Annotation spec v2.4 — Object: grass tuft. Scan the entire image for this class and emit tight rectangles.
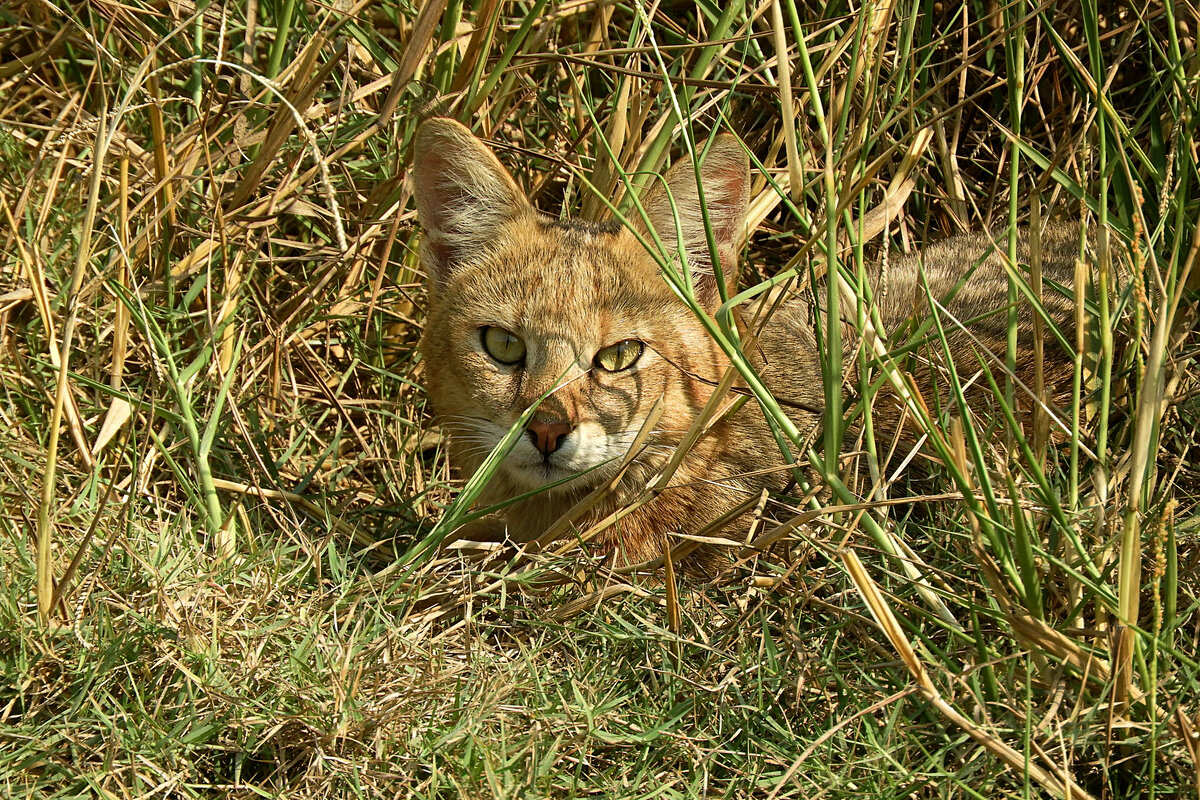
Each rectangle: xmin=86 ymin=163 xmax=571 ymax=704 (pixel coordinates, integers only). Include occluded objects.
xmin=1 ymin=0 xmax=1198 ymax=796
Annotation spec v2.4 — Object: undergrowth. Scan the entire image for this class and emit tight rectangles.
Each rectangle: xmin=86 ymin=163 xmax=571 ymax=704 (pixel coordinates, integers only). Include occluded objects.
xmin=0 ymin=0 xmax=1198 ymax=797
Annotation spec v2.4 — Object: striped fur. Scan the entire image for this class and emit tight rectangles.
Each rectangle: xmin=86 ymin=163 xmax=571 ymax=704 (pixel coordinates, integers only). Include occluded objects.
xmin=412 ymin=118 xmax=1118 ymax=573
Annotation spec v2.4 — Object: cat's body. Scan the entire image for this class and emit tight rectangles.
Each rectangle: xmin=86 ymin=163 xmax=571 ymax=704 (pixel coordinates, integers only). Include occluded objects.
xmin=413 ymin=119 xmax=1105 ymax=571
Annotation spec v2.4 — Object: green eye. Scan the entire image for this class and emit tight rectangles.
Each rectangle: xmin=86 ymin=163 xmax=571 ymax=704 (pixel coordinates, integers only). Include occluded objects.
xmin=481 ymin=326 xmax=526 ymax=365
xmin=594 ymin=339 xmax=644 ymax=372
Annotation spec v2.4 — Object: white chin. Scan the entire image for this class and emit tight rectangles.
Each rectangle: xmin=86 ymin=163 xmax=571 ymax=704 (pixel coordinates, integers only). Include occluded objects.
xmin=503 ymin=460 xmax=600 ymax=493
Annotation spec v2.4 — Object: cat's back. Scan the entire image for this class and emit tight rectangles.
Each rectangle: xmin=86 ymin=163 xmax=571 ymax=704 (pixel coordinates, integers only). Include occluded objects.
xmin=872 ymin=223 xmax=1086 ymax=342
xmin=750 ymin=223 xmax=1111 ymax=441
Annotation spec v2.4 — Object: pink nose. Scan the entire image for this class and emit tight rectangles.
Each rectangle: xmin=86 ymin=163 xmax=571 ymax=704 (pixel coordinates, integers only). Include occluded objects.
xmin=526 ymin=420 xmax=573 ymax=456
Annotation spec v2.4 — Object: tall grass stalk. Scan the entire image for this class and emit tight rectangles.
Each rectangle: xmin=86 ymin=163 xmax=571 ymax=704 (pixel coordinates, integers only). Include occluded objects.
xmin=34 ymin=99 xmax=109 ymax=626
xmin=1 ymin=0 xmax=1196 ymax=795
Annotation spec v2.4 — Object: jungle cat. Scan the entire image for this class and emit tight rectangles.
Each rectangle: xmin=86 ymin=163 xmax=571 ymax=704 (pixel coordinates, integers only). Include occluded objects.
xmin=412 ymin=118 xmax=1108 ymax=572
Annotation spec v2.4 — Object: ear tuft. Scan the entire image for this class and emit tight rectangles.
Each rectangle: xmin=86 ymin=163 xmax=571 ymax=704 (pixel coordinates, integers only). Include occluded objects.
xmin=412 ymin=119 xmax=532 ymax=290
xmin=633 ymin=135 xmax=750 ymax=305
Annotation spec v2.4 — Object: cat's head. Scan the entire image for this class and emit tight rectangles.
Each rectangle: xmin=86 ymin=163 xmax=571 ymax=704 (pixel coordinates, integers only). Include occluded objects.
xmin=413 ymin=118 xmax=748 ymax=495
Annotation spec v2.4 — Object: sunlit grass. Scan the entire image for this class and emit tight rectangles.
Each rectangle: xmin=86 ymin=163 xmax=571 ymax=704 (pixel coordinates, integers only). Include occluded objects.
xmin=0 ymin=0 xmax=1196 ymax=797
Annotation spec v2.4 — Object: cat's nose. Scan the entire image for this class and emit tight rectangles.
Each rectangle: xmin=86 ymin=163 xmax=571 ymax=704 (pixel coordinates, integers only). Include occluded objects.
xmin=526 ymin=420 xmax=574 ymax=456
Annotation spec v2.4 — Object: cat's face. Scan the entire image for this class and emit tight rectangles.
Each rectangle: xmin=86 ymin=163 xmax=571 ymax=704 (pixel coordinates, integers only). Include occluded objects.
xmin=413 ymin=119 xmax=748 ymax=495
xmin=421 ymin=216 xmax=720 ymax=491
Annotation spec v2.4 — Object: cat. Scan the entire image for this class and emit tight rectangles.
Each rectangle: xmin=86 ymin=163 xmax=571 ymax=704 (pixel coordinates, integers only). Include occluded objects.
xmin=412 ymin=117 xmax=1112 ymax=573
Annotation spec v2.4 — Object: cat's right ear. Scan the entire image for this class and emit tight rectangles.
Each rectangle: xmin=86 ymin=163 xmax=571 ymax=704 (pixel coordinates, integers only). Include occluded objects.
xmin=412 ymin=119 xmax=532 ymax=290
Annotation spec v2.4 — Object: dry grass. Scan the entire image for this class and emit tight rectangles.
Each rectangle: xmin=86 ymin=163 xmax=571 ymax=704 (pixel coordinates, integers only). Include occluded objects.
xmin=1 ymin=0 xmax=1198 ymax=797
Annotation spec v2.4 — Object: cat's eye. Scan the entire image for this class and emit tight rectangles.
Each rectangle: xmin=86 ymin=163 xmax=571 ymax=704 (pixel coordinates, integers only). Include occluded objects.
xmin=481 ymin=326 xmax=526 ymax=365
xmin=593 ymin=339 xmax=644 ymax=373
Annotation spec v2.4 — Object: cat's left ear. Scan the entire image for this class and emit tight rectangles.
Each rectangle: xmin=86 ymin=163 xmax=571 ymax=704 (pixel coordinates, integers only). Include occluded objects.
xmin=630 ymin=135 xmax=749 ymax=305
